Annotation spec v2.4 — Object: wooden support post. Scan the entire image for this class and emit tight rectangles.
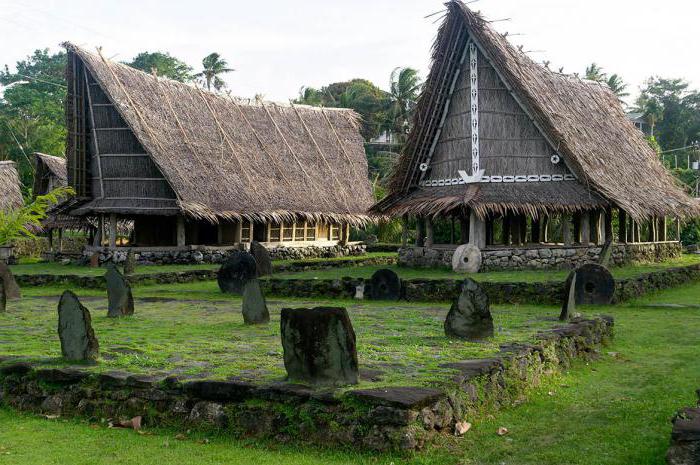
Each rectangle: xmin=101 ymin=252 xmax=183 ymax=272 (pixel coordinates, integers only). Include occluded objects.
xmin=541 ymin=215 xmax=550 ymax=243
xmin=590 ymin=211 xmax=601 ymax=244
xmin=401 ymin=215 xmax=409 ymax=247
xmin=572 ymin=212 xmax=581 ymax=244
xmin=659 ymin=217 xmax=667 ymax=241
xmin=519 ymin=215 xmax=527 ymax=244
xmin=266 ymin=223 xmax=272 ymax=242
xmin=562 ymin=214 xmax=573 ymax=246
xmin=217 ymin=224 xmax=224 ymax=245
xmin=57 ymin=229 xmax=64 ymax=253
xmin=176 ymin=216 xmax=186 ymax=247
xmin=48 ymin=229 xmax=54 ymax=252
xmin=580 ymin=213 xmax=590 ymax=245
xmin=460 ymin=216 xmax=469 ymax=244
xmin=502 ymin=215 xmax=512 ymax=245
xmin=469 ymin=211 xmax=486 ymax=249
xmin=531 ymin=218 xmax=541 ymax=243
xmin=605 ymin=208 xmax=613 ymax=243
xmin=676 ymin=218 xmax=681 ymax=241
xmin=415 ymin=217 xmax=425 ymax=247
xmin=425 ymin=217 xmax=434 ymax=248
xmin=291 ymin=222 xmax=297 ymax=242
xmin=249 ymin=222 xmax=255 ymax=242
xmin=234 ymin=221 xmax=243 ymax=244
xmin=341 ymin=224 xmax=350 ymax=245
xmin=94 ymin=215 xmax=104 ymax=247
xmin=618 ymin=210 xmax=627 ymax=243
xmin=647 ymin=219 xmax=656 ymax=243
xmin=108 ymin=214 xmax=117 ymax=248
xmin=633 ymin=221 xmax=640 ymax=243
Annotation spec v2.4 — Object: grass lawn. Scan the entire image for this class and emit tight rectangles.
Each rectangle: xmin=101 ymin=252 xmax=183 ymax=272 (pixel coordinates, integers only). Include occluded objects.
xmin=2 ymin=281 xmax=700 ymax=464
xmin=0 ymin=288 xmax=561 ymax=388
xmin=8 ymin=252 xmax=396 ymax=277
xmin=274 ymin=254 xmax=700 ymax=282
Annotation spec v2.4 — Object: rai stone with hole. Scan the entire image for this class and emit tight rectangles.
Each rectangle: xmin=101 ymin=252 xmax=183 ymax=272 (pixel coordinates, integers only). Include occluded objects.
xmin=452 ymin=244 xmax=482 ymax=273
xmin=57 ymin=290 xmax=99 ymax=362
xmin=444 ymin=278 xmax=494 ymax=340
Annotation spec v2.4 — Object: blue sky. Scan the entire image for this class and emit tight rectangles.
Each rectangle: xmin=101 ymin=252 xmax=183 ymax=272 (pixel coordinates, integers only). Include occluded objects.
xmin=1 ymin=0 xmax=698 ymax=103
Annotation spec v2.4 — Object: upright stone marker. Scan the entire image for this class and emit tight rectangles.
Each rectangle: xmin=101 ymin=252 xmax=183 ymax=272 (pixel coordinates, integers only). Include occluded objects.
xmin=0 ymin=262 xmax=20 ymax=300
xmin=368 ymin=269 xmax=401 ymax=300
xmin=242 ymin=279 xmax=270 ymax=324
xmin=598 ymin=238 xmax=614 ymax=267
xmin=280 ymin=307 xmax=359 ymax=385
xmin=218 ymin=252 xmax=257 ymax=295
xmin=444 ymin=278 xmax=494 ymax=340
xmin=105 ymin=265 xmax=134 ymax=318
xmin=123 ymin=249 xmax=136 ymax=275
xmin=559 ymin=271 xmax=577 ymax=321
xmin=250 ymin=241 xmax=273 ymax=277
xmin=89 ymin=252 xmax=100 ymax=268
xmin=0 ymin=279 xmax=6 ymax=313
xmin=58 ymin=290 xmax=99 ymax=361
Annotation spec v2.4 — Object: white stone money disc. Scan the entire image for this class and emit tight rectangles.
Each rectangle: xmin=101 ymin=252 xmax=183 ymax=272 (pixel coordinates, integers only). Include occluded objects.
xmin=452 ymin=244 xmax=482 ymax=273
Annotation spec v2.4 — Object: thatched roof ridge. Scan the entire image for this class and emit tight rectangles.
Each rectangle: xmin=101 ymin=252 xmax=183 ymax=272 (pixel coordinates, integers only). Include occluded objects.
xmin=375 ymin=1 xmax=699 ymax=220
xmin=0 ymin=161 xmax=23 ymax=212
xmin=34 ymin=152 xmax=67 ymax=184
xmin=64 ymin=43 xmax=374 ymax=226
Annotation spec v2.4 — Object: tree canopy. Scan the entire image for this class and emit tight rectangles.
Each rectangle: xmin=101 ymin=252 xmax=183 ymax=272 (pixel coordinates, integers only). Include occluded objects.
xmin=126 ymin=51 xmax=192 ymax=82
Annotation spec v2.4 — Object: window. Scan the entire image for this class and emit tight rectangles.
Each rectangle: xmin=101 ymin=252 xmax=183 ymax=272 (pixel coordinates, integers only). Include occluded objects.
xmin=240 ymin=221 xmax=251 ymax=242
xmin=294 ymin=223 xmax=305 ymax=241
xmin=306 ymin=223 xmax=316 ymax=241
xmin=329 ymin=224 xmax=340 ymax=241
xmin=269 ymin=223 xmax=281 ymax=242
xmin=282 ymin=222 xmax=293 ymax=242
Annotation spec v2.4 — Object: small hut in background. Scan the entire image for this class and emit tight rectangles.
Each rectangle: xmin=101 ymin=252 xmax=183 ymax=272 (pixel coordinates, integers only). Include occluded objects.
xmin=62 ymin=43 xmax=373 ymax=257
xmin=372 ymin=1 xmax=700 ymax=270
xmin=33 ymin=153 xmax=91 ymax=256
xmin=0 ymin=160 xmax=23 ymax=213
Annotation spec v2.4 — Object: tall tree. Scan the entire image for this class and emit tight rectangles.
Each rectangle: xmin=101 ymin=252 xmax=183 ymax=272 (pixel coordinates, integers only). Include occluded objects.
xmin=585 ymin=63 xmax=606 ymax=82
xmin=0 ymin=49 xmax=67 ymax=189
xmin=126 ymin=51 xmax=192 ymax=82
xmin=606 ymin=74 xmax=629 ymax=100
xmin=194 ymin=53 xmax=234 ymax=91
xmin=388 ymin=67 xmax=422 ymax=142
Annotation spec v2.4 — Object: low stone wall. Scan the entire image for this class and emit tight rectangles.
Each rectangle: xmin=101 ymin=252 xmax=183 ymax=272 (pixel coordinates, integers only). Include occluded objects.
xmin=0 ymin=317 xmax=613 ymax=452
xmin=85 ymin=243 xmax=367 ymax=265
xmin=12 ymin=236 xmax=88 ymax=259
xmin=667 ymin=391 xmax=700 ymax=465
xmin=399 ymin=242 xmax=682 ymax=271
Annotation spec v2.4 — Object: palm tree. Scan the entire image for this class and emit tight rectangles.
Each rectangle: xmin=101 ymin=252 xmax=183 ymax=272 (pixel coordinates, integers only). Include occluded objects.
xmin=585 ymin=63 xmax=606 ymax=82
xmin=194 ymin=53 xmax=235 ymax=91
xmin=606 ymin=74 xmax=629 ymax=100
xmin=388 ymin=67 xmax=422 ymax=142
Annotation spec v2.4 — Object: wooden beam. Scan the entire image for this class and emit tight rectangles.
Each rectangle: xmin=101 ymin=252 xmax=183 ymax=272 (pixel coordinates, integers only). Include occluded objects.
xmin=469 ymin=211 xmax=486 ymax=249
xmin=401 ymin=215 xmax=409 ymax=247
xmin=541 ymin=215 xmax=550 ymax=242
xmin=562 ymin=214 xmax=573 ymax=246
xmin=415 ymin=217 xmax=425 ymax=247
xmin=108 ymin=213 xmax=117 ymax=248
xmin=580 ymin=213 xmax=590 ymax=245
xmin=58 ymin=229 xmax=64 ymax=253
xmin=176 ymin=216 xmax=186 ymax=247
xmin=604 ymin=208 xmax=613 ymax=242
xmin=460 ymin=216 xmax=469 ymax=244
xmin=425 ymin=217 xmax=434 ymax=248
xmin=234 ymin=221 xmax=242 ymax=244
xmin=659 ymin=217 xmax=667 ymax=241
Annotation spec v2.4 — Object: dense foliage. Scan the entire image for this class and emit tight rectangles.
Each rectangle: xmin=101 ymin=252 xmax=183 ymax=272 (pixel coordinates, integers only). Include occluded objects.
xmin=126 ymin=52 xmax=193 ymax=82
xmin=0 ymin=186 xmax=73 ymax=246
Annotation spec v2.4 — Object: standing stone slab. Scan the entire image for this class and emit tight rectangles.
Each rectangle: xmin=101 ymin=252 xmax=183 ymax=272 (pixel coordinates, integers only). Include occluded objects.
xmin=444 ymin=278 xmax=494 ymax=340
xmin=0 ymin=278 xmax=5 ymax=313
xmin=598 ymin=238 xmax=614 ymax=267
xmin=218 ymin=252 xmax=257 ymax=295
xmin=58 ymin=291 xmax=99 ymax=361
xmin=250 ymin=241 xmax=273 ymax=277
xmin=123 ymin=249 xmax=137 ymax=275
xmin=0 ymin=262 xmax=20 ymax=300
xmin=368 ymin=269 xmax=401 ymax=301
xmin=242 ymin=279 xmax=270 ymax=325
xmin=280 ymin=307 xmax=359 ymax=385
xmin=105 ymin=265 xmax=134 ymax=318
xmin=560 ymin=271 xmax=577 ymax=321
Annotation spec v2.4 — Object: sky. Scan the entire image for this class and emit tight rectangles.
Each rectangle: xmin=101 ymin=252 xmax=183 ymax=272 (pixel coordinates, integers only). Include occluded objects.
xmin=0 ymin=0 xmax=698 ymax=104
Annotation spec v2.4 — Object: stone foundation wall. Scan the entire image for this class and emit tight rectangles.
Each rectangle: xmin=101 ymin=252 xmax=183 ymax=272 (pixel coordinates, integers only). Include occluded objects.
xmin=86 ymin=243 xmax=367 ymax=265
xmin=667 ymin=390 xmax=700 ymax=465
xmin=12 ymin=236 xmax=88 ymax=259
xmin=398 ymin=242 xmax=682 ymax=271
xmin=0 ymin=317 xmax=613 ymax=452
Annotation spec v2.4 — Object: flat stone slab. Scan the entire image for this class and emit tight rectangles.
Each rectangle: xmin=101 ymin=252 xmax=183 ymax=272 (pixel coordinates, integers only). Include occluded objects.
xmin=440 ymin=358 xmax=502 ymax=380
xmin=35 ymin=367 xmax=90 ymax=384
xmin=348 ymin=386 xmax=444 ymax=409
xmin=184 ymin=380 xmax=256 ymax=401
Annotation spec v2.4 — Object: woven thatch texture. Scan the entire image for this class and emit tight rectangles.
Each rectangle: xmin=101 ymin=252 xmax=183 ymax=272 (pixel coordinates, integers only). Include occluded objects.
xmin=378 ymin=0 xmax=699 ymax=220
xmin=64 ymin=44 xmax=374 ymax=226
xmin=33 ymin=153 xmax=67 ymax=195
xmin=0 ymin=161 xmax=23 ymax=212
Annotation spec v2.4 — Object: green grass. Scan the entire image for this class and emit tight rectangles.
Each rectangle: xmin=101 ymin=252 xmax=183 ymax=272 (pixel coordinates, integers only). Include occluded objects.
xmin=2 ymin=282 xmax=700 ymax=464
xmin=0 ymin=288 xmax=560 ymax=387
xmin=8 ymin=252 xmax=396 ymax=277
xmin=274 ymin=254 xmax=700 ymax=282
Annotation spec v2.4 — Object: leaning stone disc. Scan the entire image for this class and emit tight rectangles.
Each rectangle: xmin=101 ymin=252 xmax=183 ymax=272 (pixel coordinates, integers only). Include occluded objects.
xmin=452 ymin=244 xmax=482 ymax=273
xmin=568 ymin=263 xmax=615 ymax=305
xmin=217 ymin=252 xmax=258 ymax=295
xmin=368 ymin=269 xmax=401 ymax=301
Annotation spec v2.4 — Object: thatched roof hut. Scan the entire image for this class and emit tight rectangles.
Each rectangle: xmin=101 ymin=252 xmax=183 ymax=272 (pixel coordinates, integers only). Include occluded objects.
xmin=33 ymin=152 xmax=89 ymax=231
xmin=63 ymin=43 xmax=373 ymax=229
xmin=0 ymin=161 xmax=23 ymax=212
xmin=372 ymin=1 xmax=699 ymax=222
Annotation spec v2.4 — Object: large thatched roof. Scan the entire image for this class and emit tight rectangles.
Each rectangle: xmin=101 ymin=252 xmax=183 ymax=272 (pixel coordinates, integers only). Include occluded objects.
xmin=0 ymin=161 xmax=23 ymax=212
xmin=64 ymin=43 xmax=374 ymax=226
xmin=373 ymin=1 xmax=699 ymax=220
